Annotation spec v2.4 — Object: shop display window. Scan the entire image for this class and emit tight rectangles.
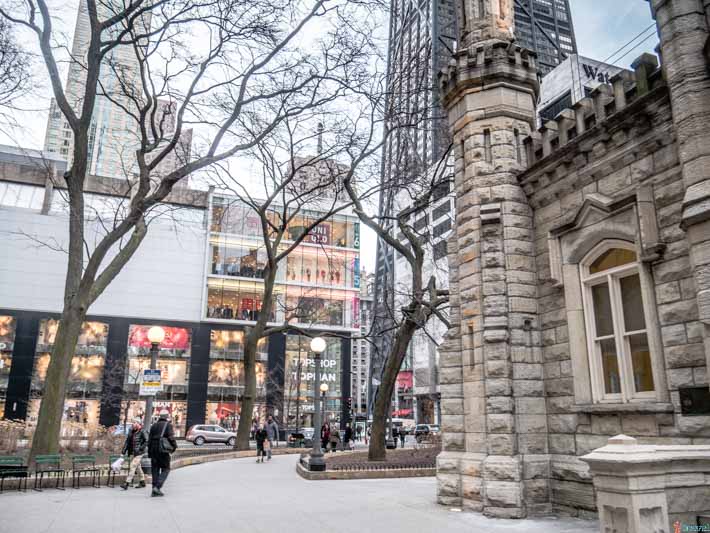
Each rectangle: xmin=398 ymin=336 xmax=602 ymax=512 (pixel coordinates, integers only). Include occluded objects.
xmin=283 ymin=335 xmax=341 ymax=427
xmin=210 ymin=238 xmax=270 ymax=279
xmin=27 ymin=320 xmax=107 ymax=435
xmin=124 ymin=325 xmax=191 ymax=391
xmin=285 ymin=286 xmax=348 ymax=327
xmin=285 ymin=247 xmax=356 ymax=288
xmin=206 ymin=279 xmax=281 ymax=322
xmin=31 ymin=320 xmax=107 ymax=399
xmin=0 ymin=316 xmax=17 ymax=416
xmin=119 ymin=400 xmax=188 ymax=437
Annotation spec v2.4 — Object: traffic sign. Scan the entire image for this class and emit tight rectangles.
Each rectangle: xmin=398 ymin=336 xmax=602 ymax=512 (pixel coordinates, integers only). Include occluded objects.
xmin=139 ymin=369 xmax=162 ymax=395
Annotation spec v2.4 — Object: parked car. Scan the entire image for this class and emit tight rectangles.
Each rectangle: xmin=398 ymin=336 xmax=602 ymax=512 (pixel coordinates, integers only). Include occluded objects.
xmin=186 ymin=424 xmax=236 ymax=446
xmin=414 ymin=424 xmax=440 ymax=442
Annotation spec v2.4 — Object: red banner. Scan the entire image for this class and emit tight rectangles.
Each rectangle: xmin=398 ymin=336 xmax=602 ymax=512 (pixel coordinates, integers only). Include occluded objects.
xmin=396 ymin=370 xmax=413 ymax=390
xmin=129 ymin=326 xmax=191 ymax=350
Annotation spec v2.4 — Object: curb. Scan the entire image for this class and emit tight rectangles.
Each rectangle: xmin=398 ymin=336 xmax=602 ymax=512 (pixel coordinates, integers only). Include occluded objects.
xmin=296 ymin=460 xmax=436 ymax=480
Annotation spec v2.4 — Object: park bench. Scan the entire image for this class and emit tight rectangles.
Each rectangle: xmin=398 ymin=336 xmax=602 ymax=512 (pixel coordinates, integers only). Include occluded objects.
xmin=106 ymin=454 xmax=129 ymax=488
xmin=71 ymin=455 xmax=100 ymax=489
xmin=0 ymin=456 xmax=29 ymax=493
xmin=33 ymin=454 xmax=65 ymax=491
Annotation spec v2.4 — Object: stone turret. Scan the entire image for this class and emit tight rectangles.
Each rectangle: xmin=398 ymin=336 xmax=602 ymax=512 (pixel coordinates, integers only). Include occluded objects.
xmin=436 ymin=0 xmax=547 ymax=519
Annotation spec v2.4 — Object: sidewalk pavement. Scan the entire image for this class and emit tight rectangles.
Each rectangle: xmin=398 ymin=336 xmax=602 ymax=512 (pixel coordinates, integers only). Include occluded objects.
xmin=0 ymin=454 xmax=599 ymax=533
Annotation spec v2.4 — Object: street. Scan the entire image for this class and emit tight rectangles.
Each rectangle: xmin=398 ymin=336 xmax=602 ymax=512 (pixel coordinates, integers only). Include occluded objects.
xmin=0 ymin=455 xmax=598 ymax=533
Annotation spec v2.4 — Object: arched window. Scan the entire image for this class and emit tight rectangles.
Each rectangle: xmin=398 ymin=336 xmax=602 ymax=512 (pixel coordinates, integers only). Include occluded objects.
xmin=581 ymin=241 xmax=655 ymax=402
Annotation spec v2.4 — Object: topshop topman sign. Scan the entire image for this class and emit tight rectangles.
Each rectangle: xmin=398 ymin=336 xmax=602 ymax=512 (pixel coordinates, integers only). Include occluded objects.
xmin=291 ymin=356 xmax=338 ymax=384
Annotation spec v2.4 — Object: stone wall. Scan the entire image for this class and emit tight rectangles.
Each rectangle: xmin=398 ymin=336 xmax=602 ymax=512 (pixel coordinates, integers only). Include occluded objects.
xmin=518 ymin=58 xmax=710 ymax=514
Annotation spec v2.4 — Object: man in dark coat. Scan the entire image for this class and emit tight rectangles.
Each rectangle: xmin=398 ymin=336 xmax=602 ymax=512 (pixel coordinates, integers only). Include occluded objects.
xmin=121 ymin=418 xmax=148 ymax=490
xmin=343 ymin=422 xmax=353 ymax=450
xmin=148 ymin=410 xmax=177 ymax=497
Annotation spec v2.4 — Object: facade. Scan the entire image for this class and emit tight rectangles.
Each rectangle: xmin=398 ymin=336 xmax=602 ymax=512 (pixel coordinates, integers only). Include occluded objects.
xmin=0 ymin=149 xmax=355 ymax=437
xmin=514 ymin=0 xmax=577 ymax=75
xmin=538 ymin=55 xmax=628 ymax=123
xmin=351 ymin=270 xmax=374 ymax=417
xmin=43 ymin=0 xmax=191 ymax=184
xmin=371 ymin=0 xmax=578 ymax=423
xmin=436 ymin=0 xmax=710 ymax=525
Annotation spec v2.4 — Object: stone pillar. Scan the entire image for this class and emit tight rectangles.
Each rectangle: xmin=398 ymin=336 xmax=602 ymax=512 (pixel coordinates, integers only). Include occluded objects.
xmin=581 ymin=434 xmax=710 ymax=533
xmin=647 ymin=0 xmax=710 ymax=379
xmin=436 ymin=17 xmax=547 ymax=515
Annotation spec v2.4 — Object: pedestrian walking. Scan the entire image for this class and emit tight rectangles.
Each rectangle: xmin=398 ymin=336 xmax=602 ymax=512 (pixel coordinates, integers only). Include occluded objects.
xmin=355 ymin=425 xmax=362 ymax=442
xmin=121 ymin=418 xmax=148 ymax=490
xmin=265 ymin=415 xmax=279 ymax=460
xmin=321 ymin=422 xmax=330 ymax=453
xmin=148 ymin=410 xmax=177 ymax=497
xmin=343 ymin=423 xmax=353 ymax=450
xmin=399 ymin=428 xmax=406 ymax=449
xmin=329 ymin=425 xmax=341 ymax=452
xmin=255 ymin=423 xmax=268 ymax=463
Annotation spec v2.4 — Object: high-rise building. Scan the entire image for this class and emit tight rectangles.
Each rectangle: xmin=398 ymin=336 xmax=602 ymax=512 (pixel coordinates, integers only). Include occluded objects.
xmin=370 ymin=0 xmax=578 ymax=420
xmin=43 ymin=0 xmax=191 ymax=184
xmin=514 ymin=0 xmax=578 ymax=74
xmin=351 ymin=269 xmax=374 ymax=418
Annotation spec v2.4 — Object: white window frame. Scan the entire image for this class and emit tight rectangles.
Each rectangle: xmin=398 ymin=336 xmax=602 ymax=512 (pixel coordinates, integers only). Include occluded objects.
xmin=580 ymin=240 xmax=656 ymax=403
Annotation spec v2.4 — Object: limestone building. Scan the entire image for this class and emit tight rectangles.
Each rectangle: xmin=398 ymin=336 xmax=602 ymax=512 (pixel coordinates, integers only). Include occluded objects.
xmin=436 ymin=0 xmax=710 ymax=523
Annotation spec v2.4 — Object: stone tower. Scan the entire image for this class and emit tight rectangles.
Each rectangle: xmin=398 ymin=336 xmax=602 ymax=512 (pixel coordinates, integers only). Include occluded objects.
xmin=435 ymin=0 xmax=548 ymax=518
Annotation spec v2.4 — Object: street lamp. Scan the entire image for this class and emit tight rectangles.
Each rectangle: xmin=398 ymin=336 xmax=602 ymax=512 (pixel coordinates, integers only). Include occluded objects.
xmin=320 ymin=382 xmax=329 ymax=427
xmin=143 ymin=326 xmax=165 ymax=427
xmin=308 ymin=336 xmax=327 ymax=472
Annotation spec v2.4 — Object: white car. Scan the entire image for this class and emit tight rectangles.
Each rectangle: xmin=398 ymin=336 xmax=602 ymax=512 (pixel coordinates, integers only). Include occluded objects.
xmin=186 ymin=424 xmax=236 ymax=446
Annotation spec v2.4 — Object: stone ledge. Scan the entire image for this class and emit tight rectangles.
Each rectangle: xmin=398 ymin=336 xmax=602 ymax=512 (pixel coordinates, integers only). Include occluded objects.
xmin=296 ymin=460 xmax=435 ymax=480
xmin=571 ymin=402 xmax=674 ymax=415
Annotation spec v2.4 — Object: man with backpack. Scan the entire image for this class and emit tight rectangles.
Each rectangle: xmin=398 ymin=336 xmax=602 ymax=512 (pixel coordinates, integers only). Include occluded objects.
xmin=121 ymin=418 xmax=148 ymax=490
xmin=148 ymin=410 xmax=177 ymax=497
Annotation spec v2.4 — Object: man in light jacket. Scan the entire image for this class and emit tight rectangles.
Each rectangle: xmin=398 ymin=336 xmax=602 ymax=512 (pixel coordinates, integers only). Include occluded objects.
xmin=265 ymin=415 xmax=279 ymax=461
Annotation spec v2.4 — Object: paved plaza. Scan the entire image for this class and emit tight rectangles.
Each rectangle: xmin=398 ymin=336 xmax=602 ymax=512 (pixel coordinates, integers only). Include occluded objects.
xmin=0 ymin=455 xmax=599 ymax=533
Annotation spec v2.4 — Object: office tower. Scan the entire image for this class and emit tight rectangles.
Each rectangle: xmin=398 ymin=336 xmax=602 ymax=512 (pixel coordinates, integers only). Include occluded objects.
xmin=43 ymin=0 xmax=190 ymax=183
xmin=514 ymin=0 xmax=578 ymax=74
xmin=369 ymin=0 xmax=458 ymax=418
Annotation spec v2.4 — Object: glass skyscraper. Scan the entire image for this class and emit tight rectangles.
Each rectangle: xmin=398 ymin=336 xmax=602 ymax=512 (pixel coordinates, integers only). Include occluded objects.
xmin=514 ymin=0 xmax=578 ymax=74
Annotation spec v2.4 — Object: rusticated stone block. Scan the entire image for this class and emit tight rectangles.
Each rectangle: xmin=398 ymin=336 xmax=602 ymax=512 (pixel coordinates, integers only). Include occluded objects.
xmin=665 ymin=343 xmax=707 ymax=368
xmin=485 ymin=480 xmax=523 ymax=508
xmin=590 ymin=415 xmax=622 ymax=435
xmin=487 ymin=434 xmax=516 ymax=455
xmin=488 ymin=414 xmax=515 ymax=433
xmin=549 ymin=434 xmax=576 ymax=454
xmin=620 ymin=414 xmax=659 ymax=436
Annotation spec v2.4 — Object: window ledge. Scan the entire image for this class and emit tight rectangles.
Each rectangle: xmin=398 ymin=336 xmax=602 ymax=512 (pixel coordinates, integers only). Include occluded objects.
xmin=572 ymin=402 xmax=674 ymax=415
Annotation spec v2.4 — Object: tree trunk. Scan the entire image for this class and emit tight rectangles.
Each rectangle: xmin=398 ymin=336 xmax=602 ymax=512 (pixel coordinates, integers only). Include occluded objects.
xmin=235 ymin=330 xmax=260 ymax=450
xmin=234 ymin=266 xmax=277 ymax=450
xmin=368 ymin=318 xmax=418 ymax=461
xmin=29 ymin=306 xmax=86 ymax=459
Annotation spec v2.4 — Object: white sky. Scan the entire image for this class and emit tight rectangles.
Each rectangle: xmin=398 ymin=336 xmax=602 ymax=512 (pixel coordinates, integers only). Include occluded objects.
xmin=0 ymin=0 xmax=659 ymax=274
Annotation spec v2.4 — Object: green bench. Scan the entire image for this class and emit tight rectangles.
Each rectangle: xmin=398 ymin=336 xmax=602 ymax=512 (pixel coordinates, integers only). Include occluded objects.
xmin=0 ymin=457 xmax=29 ymax=493
xmin=71 ymin=455 xmax=100 ymax=489
xmin=33 ymin=454 xmax=65 ymax=491
xmin=106 ymin=454 xmax=129 ymax=488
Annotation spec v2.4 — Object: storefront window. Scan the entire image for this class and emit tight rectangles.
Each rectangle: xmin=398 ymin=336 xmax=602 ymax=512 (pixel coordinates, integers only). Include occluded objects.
xmin=28 ymin=320 xmax=108 ymax=436
xmin=210 ymin=238 xmax=268 ymax=279
xmin=206 ymin=330 xmax=268 ymax=430
xmin=283 ymin=336 xmax=341 ymax=429
xmin=285 ymin=286 xmax=349 ymax=327
xmin=206 ymin=278 xmax=282 ymax=322
xmin=123 ymin=325 xmax=191 ymax=436
xmin=0 ymin=316 xmax=17 ymax=417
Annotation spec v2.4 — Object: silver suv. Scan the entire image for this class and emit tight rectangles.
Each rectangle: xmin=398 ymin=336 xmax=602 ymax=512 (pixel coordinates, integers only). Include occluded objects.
xmin=186 ymin=424 xmax=236 ymax=446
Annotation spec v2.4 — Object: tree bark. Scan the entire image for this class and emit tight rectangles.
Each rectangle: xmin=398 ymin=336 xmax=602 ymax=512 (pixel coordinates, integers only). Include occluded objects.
xmin=29 ymin=306 xmax=86 ymax=459
xmin=368 ymin=317 xmax=418 ymax=461
xmin=234 ymin=265 xmax=277 ymax=450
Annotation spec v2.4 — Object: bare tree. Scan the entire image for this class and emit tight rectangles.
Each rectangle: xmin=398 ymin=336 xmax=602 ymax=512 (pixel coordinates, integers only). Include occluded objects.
xmin=208 ymin=110 xmax=390 ymax=449
xmin=0 ymin=0 xmax=384 ymax=456
xmin=343 ymin=147 xmax=452 ymax=461
xmin=0 ymin=16 xmax=29 ymax=109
